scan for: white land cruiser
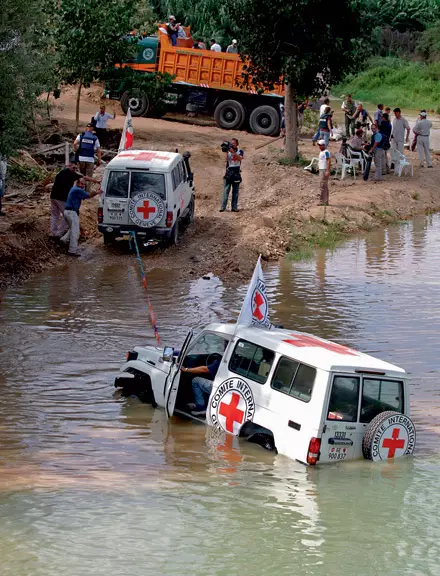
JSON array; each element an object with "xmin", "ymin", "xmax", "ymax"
[
  {"xmin": 98, "ymin": 149, "xmax": 194, "ymax": 245},
  {"xmin": 115, "ymin": 323, "xmax": 416, "ymax": 466}
]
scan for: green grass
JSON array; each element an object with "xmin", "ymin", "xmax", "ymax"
[
  {"xmin": 334, "ymin": 56, "xmax": 440, "ymax": 112},
  {"xmin": 289, "ymin": 220, "xmax": 349, "ymax": 261},
  {"xmin": 279, "ymin": 153, "xmax": 310, "ymax": 168}
]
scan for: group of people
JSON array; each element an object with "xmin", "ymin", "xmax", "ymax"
[{"xmin": 166, "ymin": 16, "xmax": 238, "ymax": 53}]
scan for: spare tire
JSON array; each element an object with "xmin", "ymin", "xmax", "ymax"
[
  {"xmin": 120, "ymin": 91, "xmax": 149, "ymax": 117},
  {"xmin": 214, "ymin": 100, "xmax": 246, "ymax": 130},
  {"xmin": 249, "ymin": 105, "xmax": 280, "ymax": 136},
  {"xmin": 362, "ymin": 410, "xmax": 416, "ymax": 461}
]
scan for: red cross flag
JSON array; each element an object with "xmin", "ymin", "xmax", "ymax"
[
  {"xmin": 118, "ymin": 108, "xmax": 134, "ymax": 152},
  {"xmin": 236, "ymin": 256, "xmax": 272, "ymax": 330}
]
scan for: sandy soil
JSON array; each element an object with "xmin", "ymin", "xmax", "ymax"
[{"xmin": 1, "ymin": 86, "xmax": 440, "ymax": 290}]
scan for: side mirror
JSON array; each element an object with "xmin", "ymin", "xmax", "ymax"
[{"xmin": 162, "ymin": 346, "xmax": 175, "ymax": 362}]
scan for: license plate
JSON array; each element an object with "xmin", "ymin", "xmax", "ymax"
[{"xmin": 108, "ymin": 201, "xmax": 123, "ymax": 211}]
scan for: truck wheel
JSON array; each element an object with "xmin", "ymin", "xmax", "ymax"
[
  {"xmin": 362, "ymin": 411, "xmax": 416, "ymax": 461},
  {"xmin": 120, "ymin": 91, "xmax": 149, "ymax": 117},
  {"xmin": 249, "ymin": 105, "xmax": 280, "ymax": 136},
  {"xmin": 103, "ymin": 233, "xmax": 115, "ymax": 245},
  {"xmin": 185, "ymin": 196, "xmax": 195, "ymax": 225},
  {"xmin": 166, "ymin": 219, "xmax": 179, "ymax": 246},
  {"xmin": 214, "ymin": 100, "xmax": 246, "ymax": 130}
]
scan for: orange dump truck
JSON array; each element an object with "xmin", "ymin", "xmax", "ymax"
[{"xmin": 107, "ymin": 26, "xmax": 284, "ymax": 136}]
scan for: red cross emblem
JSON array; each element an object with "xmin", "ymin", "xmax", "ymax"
[
  {"xmin": 219, "ymin": 393, "xmax": 245, "ymax": 433},
  {"xmin": 382, "ymin": 427, "xmax": 405, "ymax": 458},
  {"xmin": 120, "ymin": 151, "xmax": 169, "ymax": 161},
  {"xmin": 283, "ymin": 334, "xmax": 358, "ymax": 356},
  {"xmin": 136, "ymin": 200, "xmax": 156, "ymax": 219},
  {"xmin": 253, "ymin": 291, "xmax": 264, "ymax": 321}
]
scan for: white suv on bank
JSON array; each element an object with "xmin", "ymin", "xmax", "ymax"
[{"xmin": 98, "ymin": 149, "xmax": 194, "ymax": 245}]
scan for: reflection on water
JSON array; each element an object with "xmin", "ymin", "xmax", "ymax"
[{"xmin": 1, "ymin": 215, "xmax": 440, "ymax": 575}]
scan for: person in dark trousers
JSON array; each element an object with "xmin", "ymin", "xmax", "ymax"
[
  {"xmin": 182, "ymin": 357, "xmax": 222, "ymax": 416},
  {"xmin": 50, "ymin": 163, "xmax": 100, "ymax": 239},
  {"xmin": 369, "ymin": 124, "xmax": 386, "ymax": 181},
  {"xmin": 379, "ymin": 113, "xmax": 392, "ymax": 173},
  {"xmin": 167, "ymin": 16, "xmax": 180, "ymax": 46},
  {"xmin": 73, "ymin": 123, "xmax": 101, "ymax": 191},
  {"xmin": 93, "ymin": 105, "xmax": 116, "ymax": 146},
  {"xmin": 60, "ymin": 177, "xmax": 101, "ymax": 256},
  {"xmin": 0, "ymin": 156, "xmax": 7, "ymax": 216},
  {"xmin": 220, "ymin": 138, "xmax": 243, "ymax": 212}
]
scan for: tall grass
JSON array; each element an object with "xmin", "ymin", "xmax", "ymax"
[{"xmin": 334, "ymin": 57, "xmax": 440, "ymax": 112}]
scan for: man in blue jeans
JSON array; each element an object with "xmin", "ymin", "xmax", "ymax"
[{"xmin": 181, "ymin": 357, "xmax": 221, "ymax": 416}]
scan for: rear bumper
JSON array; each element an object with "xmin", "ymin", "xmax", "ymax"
[{"xmin": 98, "ymin": 224, "xmax": 170, "ymax": 238}]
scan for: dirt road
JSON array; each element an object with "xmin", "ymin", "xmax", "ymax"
[{"xmin": 2, "ymin": 87, "xmax": 440, "ymax": 289}]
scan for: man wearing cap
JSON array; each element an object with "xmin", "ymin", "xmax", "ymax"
[
  {"xmin": 413, "ymin": 111, "xmax": 433, "ymax": 168},
  {"xmin": 226, "ymin": 39, "xmax": 238, "ymax": 54},
  {"xmin": 167, "ymin": 16, "xmax": 180, "ymax": 46},
  {"xmin": 317, "ymin": 139, "xmax": 331, "ymax": 206},
  {"xmin": 73, "ymin": 123, "xmax": 101, "ymax": 191},
  {"xmin": 391, "ymin": 108, "xmax": 410, "ymax": 154}
]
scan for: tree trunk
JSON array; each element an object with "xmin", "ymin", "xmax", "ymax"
[
  {"xmin": 284, "ymin": 83, "xmax": 298, "ymax": 160},
  {"xmin": 75, "ymin": 76, "xmax": 83, "ymax": 133}
]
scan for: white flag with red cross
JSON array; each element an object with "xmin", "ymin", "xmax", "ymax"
[
  {"xmin": 118, "ymin": 108, "xmax": 134, "ymax": 152},
  {"xmin": 236, "ymin": 256, "xmax": 272, "ymax": 330}
]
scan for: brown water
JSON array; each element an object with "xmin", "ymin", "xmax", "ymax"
[{"xmin": 1, "ymin": 215, "xmax": 440, "ymax": 576}]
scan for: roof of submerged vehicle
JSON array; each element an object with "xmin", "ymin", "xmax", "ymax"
[
  {"xmin": 107, "ymin": 149, "xmax": 181, "ymax": 170},
  {"xmin": 204, "ymin": 323, "xmax": 406, "ymax": 375}
]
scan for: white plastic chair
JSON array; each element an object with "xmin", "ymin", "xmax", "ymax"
[
  {"xmin": 390, "ymin": 149, "xmax": 413, "ymax": 177},
  {"xmin": 304, "ymin": 157, "xmax": 319, "ymax": 172},
  {"xmin": 334, "ymin": 152, "xmax": 356, "ymax": 180},
  {"xmin": 347, "ymin": 147, "xmax": 365, "ymax": 172}
]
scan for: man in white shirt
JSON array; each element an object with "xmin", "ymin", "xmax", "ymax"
[
  {"xmin": 413, "ymin": 110, "xmax": 433, "ymax": 168},
  {"xmin": 317, "ymin": 139, "xmax": 331, "ymax": 206},
  {"xmin": 320, "ymin": 97, "xmax": 330, "ymax": 116},
  {"xmin": 391, "ymin": 108, "xmax": 410, "ymax": 153},
  {"xmin": 210, "ymin": 39, "xmax": 221, "ymax": 52},
  {"xmin": 93, "ymin": 105, "xmax": 116, "ymax": 145}
]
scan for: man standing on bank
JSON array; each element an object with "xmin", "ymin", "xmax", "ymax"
[
  {"xmin": 61, "ymin": 177, "xmax": 101, "ymax": 257},
  {"xmin": 413, "ymin": 110, "xmax": 433, "ymax": 168},
  {"xmin": 93, "ymin": 105, "xmax": 116, "ymax": 146},
  {"xmin": 369, "ymin": 124, "xmax": 386, "ymax": 181},
  {"xmin": 341, "ymin": 94, "xmax": 356, "ymax": 137},
  {"xmin": 73, "ymin": 123, "xmax": 101, "ymax": 190},
  {"xmin": 220, "ymin": 138, "xmax": 243, "ymax": 212},
  {"xmin": 317, "ymin": 139, "xmax": 331, "ymax": 206},
  {"xmin": 391, "ymin": 108, "xmax": 410, "ymax": 154}
]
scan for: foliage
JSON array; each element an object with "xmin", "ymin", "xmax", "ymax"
[
  {"xmin": 363, "ymin": 0, "xmax": 440, "ymax": 32},
  {"xmin": 289, "ymin": 220, "xmax": 349, "ymax": 261},
  {"xmin": 335, "ymin": 56, "xmax": 440, "ymax": 111},
  {"xmin": 417, "ymin": 21, "xmax": 440, "ymax": 60},
  {"xmin": 8, "ymin": 163, "xmax": 48, "ymax": 183}
]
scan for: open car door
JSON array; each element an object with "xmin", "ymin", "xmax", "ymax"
[{"xmin": 165, "ymin": 329, "xmax": 193, "ymax": 418}]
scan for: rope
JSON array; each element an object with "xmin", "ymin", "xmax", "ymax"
[{"xmin": 129, "ymin": 231, "xmax": 161, "ymax": 345}]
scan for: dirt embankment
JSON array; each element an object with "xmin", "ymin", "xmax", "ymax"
[{"xmin": 1, "ymin": 88, "xmax": 440, "ymax": 290}]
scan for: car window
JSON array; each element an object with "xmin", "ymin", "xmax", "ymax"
[
  {"xmin": 130, "ymin": 172, "xmax": 166, "ymax": 199},
  {"xmin": 360, "ymin": 379, "xmax": 404, "ymax": 423},
  {"xmin": 106, "ymin": 171, "xmax": 129, "ymax": 198},
  {"xmin": 172, "ymin": 166, "xmax": 180, "ymax": 190},
  {"xmin": 178, "ymin": 161, "xmax": 185, "ymax": 183},
  {"xmin": 271, "ymin": 357, "xmax": 315, "ymax": 402},
  {"xmin": 187, "ymin": 333, "xmax": 227, "ymax": 356},
  {"xmin": 327, "ymin": 376, "xmax": 360, "ymax": 422},
  {"xmin": 229, "ymin": 340, "xmax": 274, "ymax": 384}
]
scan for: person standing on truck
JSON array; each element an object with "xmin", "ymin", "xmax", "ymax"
[
  {"xmin": 60, "ymin": 177, "xmax": 101, "ymax": 257},
  {"xmin": 73, "ymin": 123, "xmax": 101, "ymax": 190},
  {"xmin": 226, "ymin": 39, "xmax": 238, "ymax": 53},
  {"xmin": 93, "ymin": 105, "xmax": 116, "ymax": 145},
  {"xmin": 220, "ymin": 138, "xmax": 243, "ymax": 213},
  {"xmin": 210, "ymin": 39, "xmax": 222, "ymax": 52},
  {"xmin": 166, "ymin": 16, "xmax": 180, "ymax": 46}
]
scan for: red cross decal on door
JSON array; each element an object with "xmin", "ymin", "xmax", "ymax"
[
  {"xmin": 120, "ymin": 152, "xmax": 169, "ymax": 161},
  {"xmin": 283, "ymin": 334, "xmax": 359, "ymax": 356},
  {"xmin": 219, "ymin": 393, "xmax": 245, "ymax": 433},
  {"xmin": 136, "ymin": 200, "xmax": 156, "ymax": 219},
  {"xmin": 253, "ymin": 291, "xmax": 264, "ymax": 321},
  {"xmin": 382, "ymin": 428, "xmax": 405, "ymax": 458}
]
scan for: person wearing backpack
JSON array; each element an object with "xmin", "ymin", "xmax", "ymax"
[{"xmin": 73, "ymin": 123, "xmax": 101, "ymax": 191}]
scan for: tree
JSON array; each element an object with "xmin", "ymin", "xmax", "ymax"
[
  {"xmin": 227, "ymin": 0, "xmax": 372, "ymax": 158},
  {"xmin": 55, "ymin": 0, "xmax": 155, "ymax": 130}
]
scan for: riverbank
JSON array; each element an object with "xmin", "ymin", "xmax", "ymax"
[{"xmin": 1, "ymin": 88, "xmax": 440, "ymax": 290}]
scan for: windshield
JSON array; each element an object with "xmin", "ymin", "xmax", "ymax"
[
  {"xmin": 105, "ymin": 171, "xmax": 166, "ymax": 199},
  {"xmin": 130, "ymin": 172, "xmax": 166, "ymax": 199}
]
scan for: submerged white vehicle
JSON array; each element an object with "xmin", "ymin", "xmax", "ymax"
[{"xmin": 115, "ymin": 323, "xmax": 416, "ymax": 466}]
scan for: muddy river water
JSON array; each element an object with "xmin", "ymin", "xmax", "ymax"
[{"xmin": 1, "ymin": 214, "xmax": 440, "ymax": 576}]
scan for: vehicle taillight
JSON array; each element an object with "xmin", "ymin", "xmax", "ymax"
[
  {"xmin": 166, "ymin": 211, "xmax": 173, "ymax": 228},
  {"xmin": 307, "ymin": 437, "xmax": 321, "ymax": 465},
  {"xmin": 98, "ymin": 207, "xmax": 103, "ymax": 223}
]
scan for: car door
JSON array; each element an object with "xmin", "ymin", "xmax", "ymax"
[
  {"xmin": 319, "ymin": 374, "xmax": 361, "ymax": 463},
  {"xmin": 103, "ymin": 170, "xmax": 130, "ymax": 225},
  {"xmin": 165, "ymin": 329, "xmax": 193, "ymax": 418}
]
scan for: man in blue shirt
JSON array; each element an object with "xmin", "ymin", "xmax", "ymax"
[
  {"xmin": 60, "ymin": 177, "xmax": 100, "ymax": 256},
  {"xmin": 369, "ymin": 124, "xmax": 385, "ymax": 181},
  {"xmin": 181, "ymin": 357, "xmax": 222, "ymax": 416}
]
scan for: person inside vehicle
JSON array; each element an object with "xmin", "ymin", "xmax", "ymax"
[{"xmin": 182, "ymin": 356, "xmax": 222, "ymax": 417}]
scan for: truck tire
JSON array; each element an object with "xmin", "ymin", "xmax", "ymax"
[
  {"xmin": 249, "ymin": 105, "xmax": 280, "ymax": 136},
  {"xmin": 166, "ymin": 219, "xmax": 179, "ymax": 246},
  {"xmin": 103, "ymin": 233, "xmax": 115, "ymax": 245},
  {"xmin": 120, "ymin": 91, "xmax": 149, "ymax": 117},
  {"xmin": 362, "ymin": 410, "xmax": 416, "ymax": 462},
  {"xmin": 184, "ymin": 196, "xmax": 195, "ymax": 225},
  {"xmin": 214, "ymin": 100, "xmax": 246, "ymax": 130}
]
